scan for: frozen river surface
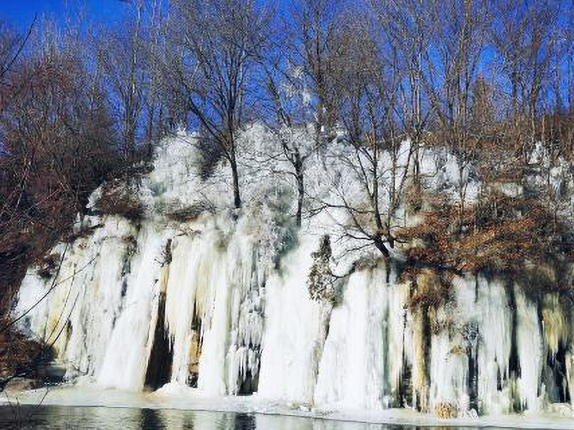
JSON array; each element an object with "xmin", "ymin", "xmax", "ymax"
[{"xmin": 0, "ymin": 405, "xmax": 527, "ymax": 430}]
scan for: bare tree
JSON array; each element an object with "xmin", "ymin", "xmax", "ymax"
[
  {"xmin": 142, "ymin": 0, "xmax": 169, "ymax": 157},
  {"xmin": 167, "ymin": 0, "xmax": 272, "ymax": 209},
  {"xmin": 290, "ymin": 0, "xmax": 344, "ymax": 146},
  {"xmin": 0, "ymin": 19, "xmax": 35, "ymax": 90},
  {"xmin": 423, "ymin": 0, "xmax": 489, "ymax": 213},
  {"xmin": 491, "ymin": 0, "xmax": 561, "ymax": 154},
  {"xmin": 313, "ymin": 17, "xmax": 403, "ymax": 258},
  {"xmin": 263, "ymin": 17, "xmax": 320, "ymax": 226},
  {"xmin": 264, "ymin": 73, "xmax": 313, "ymax": 226},
  {"xmin": 96, "ymin": 1, "xmax": 146, "ymax": 160},
  {"xmin": 565, "ymin": 5, "xmax": 574, "ymax": 113},
  {"xmin": 369, "ymin": 0, "xmax": 432, "ymax": 184}
]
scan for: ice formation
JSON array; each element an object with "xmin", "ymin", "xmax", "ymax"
[{"xmin": 13, "ymin": 131, "xmax": 574, "ymax": 420}]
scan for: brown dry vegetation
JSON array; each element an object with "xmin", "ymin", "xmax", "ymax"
[
  {"xmin": 398, "ymin": 192, "xmax": 574, "ymax": 309},
  {"xmin": 0, "ymin": 53, "xmax": 120, "ymax": 311},
  {"xmin": 96, "ymin": 182, "xmax": 145, "ymax": 222},
  {"xmin": 401, "ymin": 267, "xmax": 454, "ymax": 312},
  {"xmin": 165, "ymin": 202, "xmax": 215, "ymax": 223},
  {"xmin": 0, "ymin": 322, "xmax": 50, "ymax": 383}
]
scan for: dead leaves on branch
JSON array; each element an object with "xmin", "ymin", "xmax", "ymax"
[
  {"xmin": 397, "ymin": 192, "xmax": 574, "ymax": 308},
  {"xmin": 398, "ymin": 193, "xmax": 572, "ymax": 275}
]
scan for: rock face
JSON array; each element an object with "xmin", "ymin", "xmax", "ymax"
[{"xmin": 11, "ymin": 134, "xmax": 574, "ymax": 418}]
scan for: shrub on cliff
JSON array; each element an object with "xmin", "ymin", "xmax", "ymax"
[
  {"xmin": 307, "ymin": 235, "xmax": 337, "ymax": 303},
  {"xmin": 95, "ymin": 182, "xmax": 144, "ymax": 222},
  {"xmin": 397, "ymin": 192, "xmax": 574, "ymax": 298},
  {"xmin": 402, "ymin": 268, "xmax": 453, "ymax": 312},
  {"xmin": 0, "ymin": 47, "xmax": 120, "ymax": 309}
]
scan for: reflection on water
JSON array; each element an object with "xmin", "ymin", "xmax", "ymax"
[{"xmin": 0, "ymin": 405, "xmax": 509, "ymax": 430}]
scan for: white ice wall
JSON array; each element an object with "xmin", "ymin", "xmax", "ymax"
[
  {"xmin": 13, "ymin": 133, "xmax": 574, "ymax": 417},
  {"xmin": 16, "ymin": 217, "xmax": 574, "ymax": 415}
]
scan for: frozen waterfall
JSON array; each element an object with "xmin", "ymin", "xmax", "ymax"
[{"xmin": 12, "ymin": 134, "xmax": 574, "ymax": 419}]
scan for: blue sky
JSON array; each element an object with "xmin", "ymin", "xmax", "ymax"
[
  {"xmin": 0, "ymin": 0, "xmax": 131, "ymax": 29},
  {"xmin": 0, "ymin": 0, "xmax": 291, "ymax": 31}
]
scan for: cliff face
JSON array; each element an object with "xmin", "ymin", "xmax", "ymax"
[{"xmin": 13, "ymin": 132, "xmax": 574, "ymax": 418}]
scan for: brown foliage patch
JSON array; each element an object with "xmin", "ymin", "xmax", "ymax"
[
  {"xmin": 397, "ymin": 193, "xmax": 574, "ymax": 294},
  {"xmin": 96, "ymin": 183, "xmax": 144, "ymax": 222},
  {"xmin": 166, "ymin": 202, "xmax": 214, "ymax": 223},
  {"xmin": 0, "ymin": 325, "xmax": 48, "ymax": 378},
  {"xmin": 402, "ymin": 267, "xmax": 453, "ymax": 311}
]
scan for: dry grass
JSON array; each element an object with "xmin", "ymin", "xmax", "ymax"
[
  {"xmin": 435, "ymin": 402, "xmax": 458, "ymax": 419},
  {"xmin": 401, "ymin": 268, "xmax": 453, "ymax": 312},
  {"xmin": 397, "ymin": 192, "xmax": 574, "ymax": 302},
  {"xmin": 166, "ymin": 202, "xmax": 214, "ymax": 223},
  {"xmin": 0, "ymin": 325, "xmax": 48, "ymax": 379},
  {"xmin": 97, "ymin": 183, "xmax": 144, "ymax": 222}
]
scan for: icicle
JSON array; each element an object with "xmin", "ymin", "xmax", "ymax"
[
  {"xmin": 314, "ymin": 266, "xmax": 388, "ymax": 410},
  {"xmin": 542, "ymin": 294, "xmax": 568, "ymax": 361},
  {"xmin": 386, "ymin": 278, "xmax": 408, "ymax": 404},
  {"xmin": 164, "ymin": 234, "xmax": 202, "ymax": 385},
  {"xmin": 410, "ymin": 308, "xmax": 428, "ymax": 412},
  {"xmin": 515, "ymin": 286, "xmax": 543, "ymax": 412},
  {"xmin": 97, "ymin": 223, "xmax": 167, "ymax": 390},
  {"xmin": 475, "ymin": 277, "xmax": 513, "ymax": 415},
  {"xmin": 196, "ymin": 235, "xmax": 231, "ymax": 396},
  {"xmin": 15, "ymin": 217, "xmax": 140, "ymax": 382},
  {"xmin": 257, "ymin": 237, "xmax": 326, "ymax": 404},
  {"xmin": 428, "ymin": 305, "xmax": 469, "ymax": 415}
]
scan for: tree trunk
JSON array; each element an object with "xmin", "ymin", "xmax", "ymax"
[
  {"xmin": 373, "ymin": 235, "xmax": 390, "ymax": 258},
  {"xmin": 147, "ymin": 105, "xmax": 155, "ymax": 160},
  {"xmin": 230, "ymin": 156, "xmax": 241, "ymax": 209},
  {"xmin": 295, "ymin": 151, "xmax": 304, "ymax": 227},
  {"xmin": 125, "ymin": 113, "xmax": 136, "ymax": 161}
]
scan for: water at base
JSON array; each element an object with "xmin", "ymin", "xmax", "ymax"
[{"xmin": 0, "ymin": 405, "xmax": 524, "ymax": 430}]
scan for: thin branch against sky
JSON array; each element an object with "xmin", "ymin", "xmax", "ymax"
[{"xmin": 0, "ymin": 0, "xmax": 132, "ymax": 29}]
